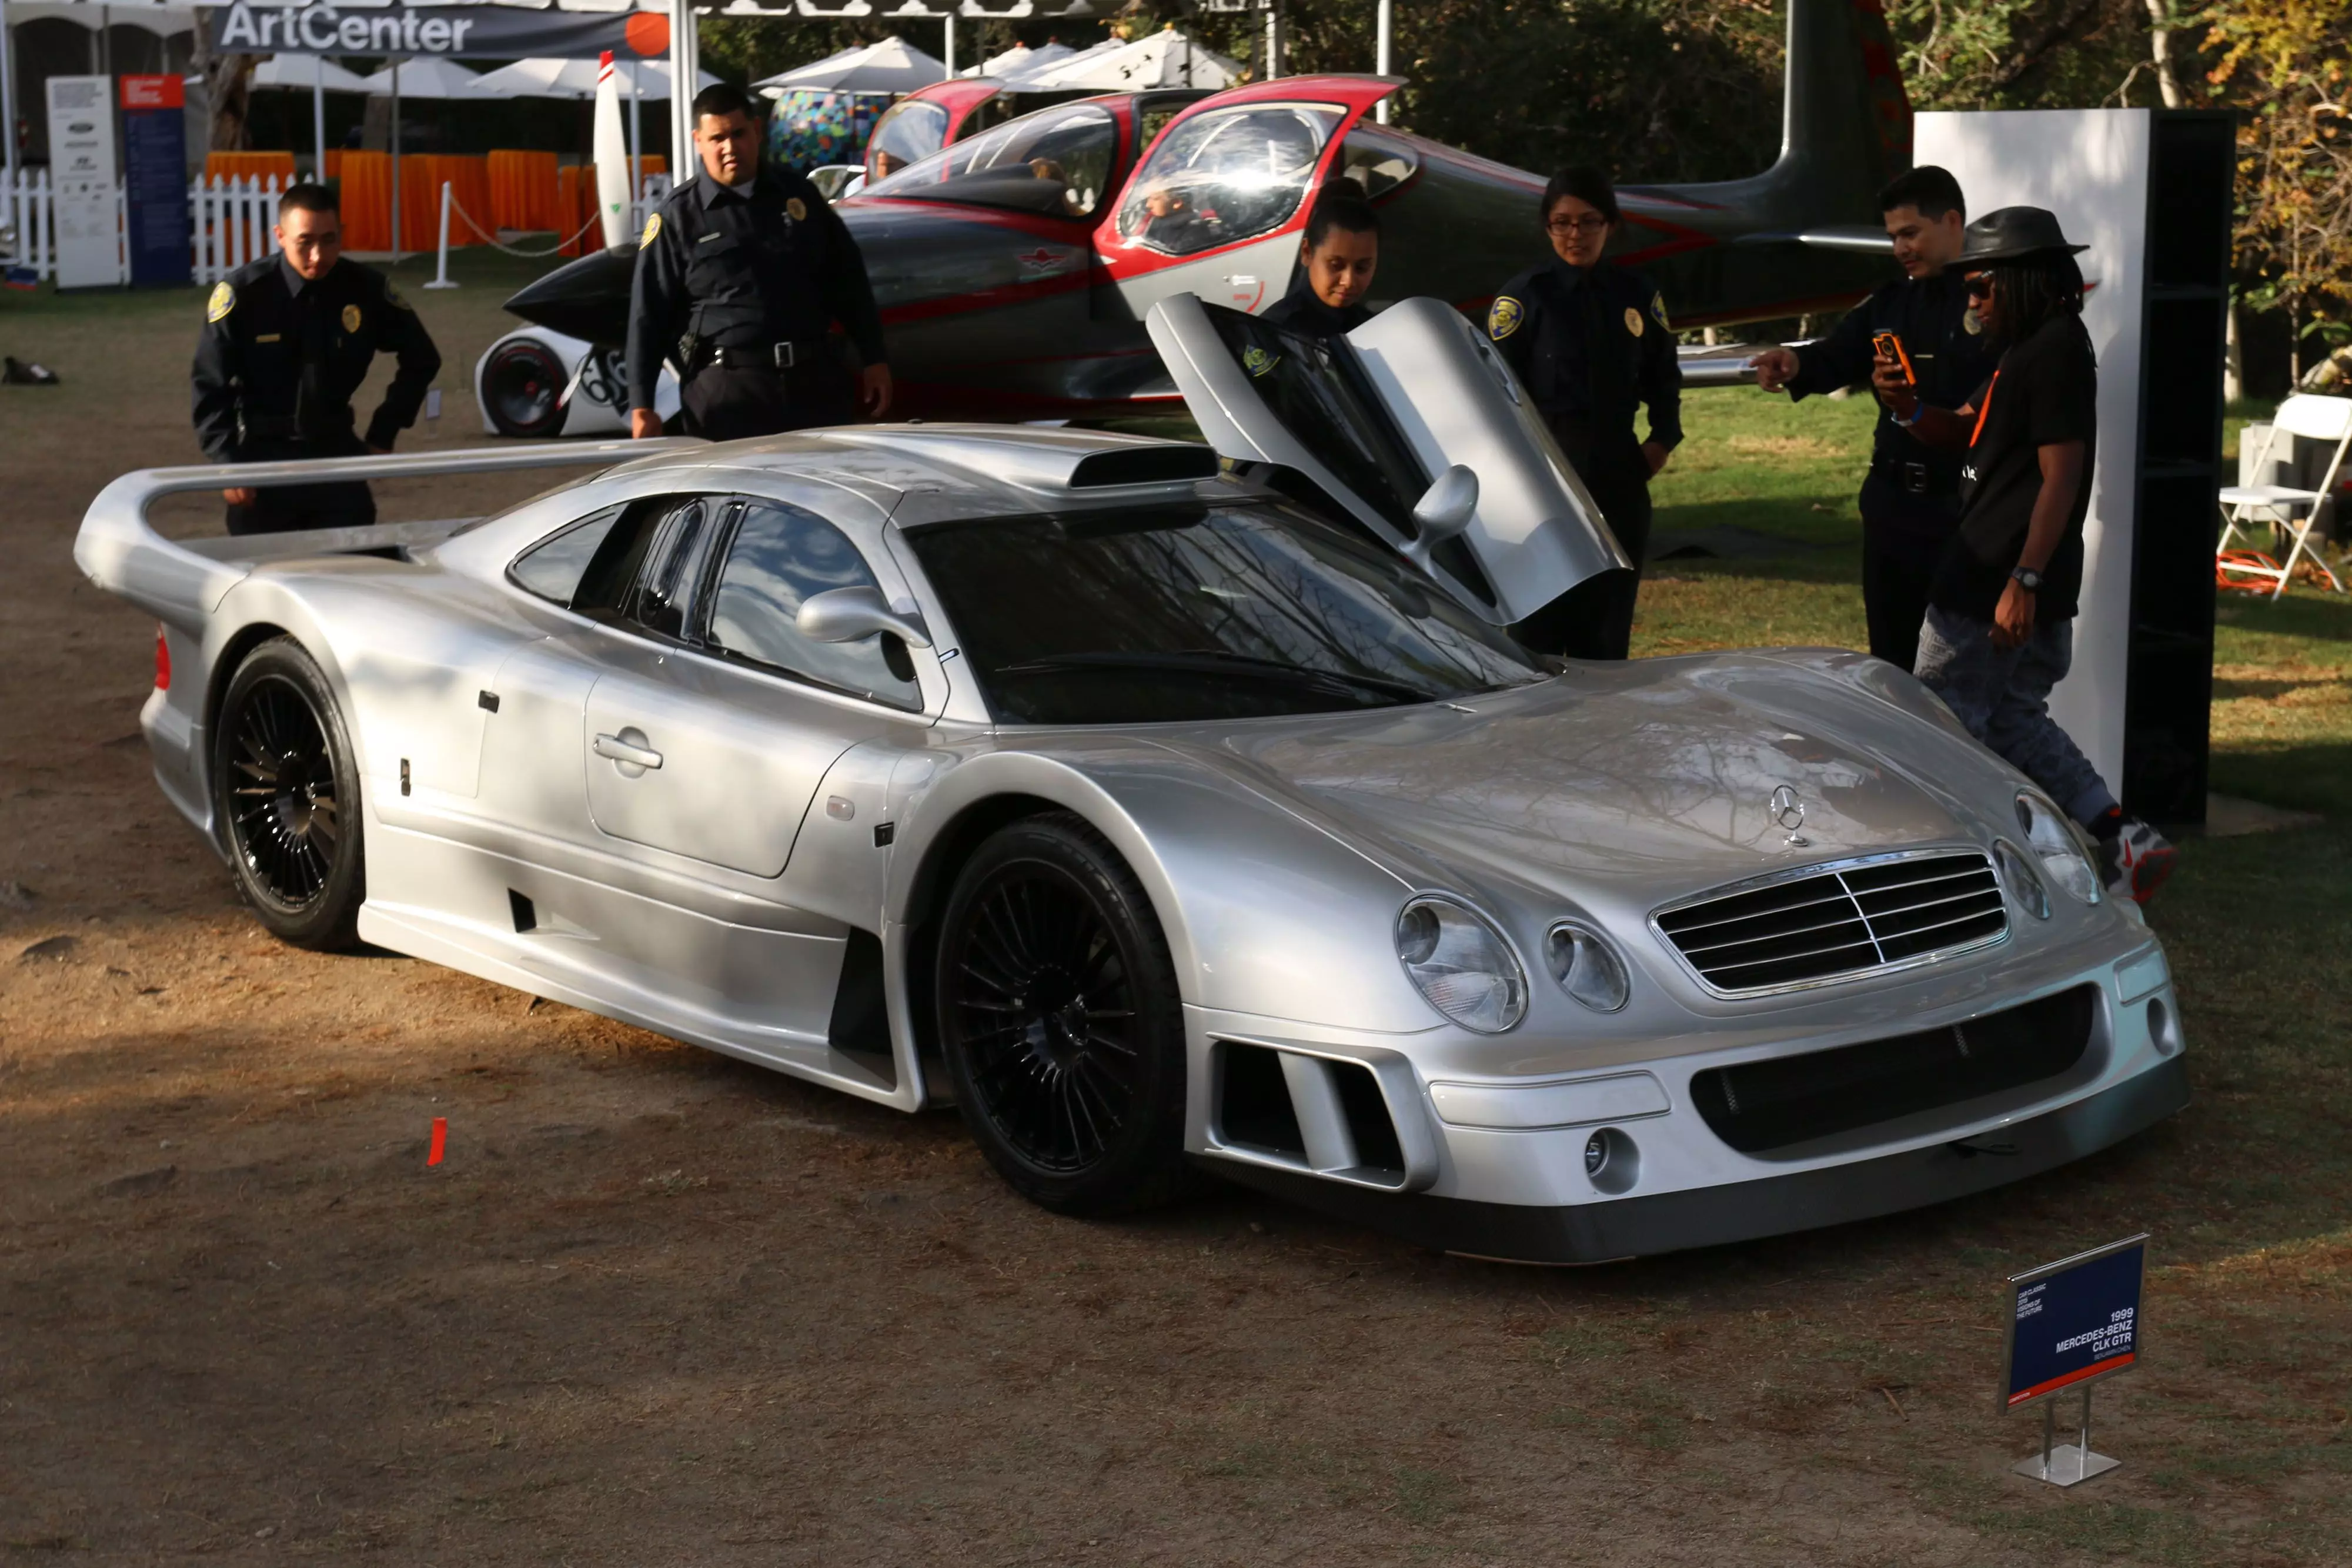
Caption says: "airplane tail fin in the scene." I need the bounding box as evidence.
[1695,0,1913,221]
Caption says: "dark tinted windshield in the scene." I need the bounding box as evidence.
[907,502,1546,725]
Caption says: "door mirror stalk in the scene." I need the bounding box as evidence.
[797,586,933,649]
[1406,466,1479,559]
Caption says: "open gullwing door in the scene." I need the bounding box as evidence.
[1147,291,1629,627]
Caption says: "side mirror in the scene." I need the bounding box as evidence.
[1411,466,1479,546]
[796,586,933,649]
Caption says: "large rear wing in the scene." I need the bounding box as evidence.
[73,440,700,626]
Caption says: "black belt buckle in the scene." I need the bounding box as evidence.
[770,342,796,370]
[1902,461,1929,495]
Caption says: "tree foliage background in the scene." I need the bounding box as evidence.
[694,0,2347,388]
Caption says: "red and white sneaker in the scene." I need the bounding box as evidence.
[2100,818,2177,905]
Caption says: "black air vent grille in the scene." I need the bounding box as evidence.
[1655,851,2007,994]
[1690,984,2097,1153]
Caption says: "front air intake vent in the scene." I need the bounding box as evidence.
[1067,444,1220,489]
[1690,985,2097,1154]
[1653,850,2007,996]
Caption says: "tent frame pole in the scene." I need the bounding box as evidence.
[389,56,400,260]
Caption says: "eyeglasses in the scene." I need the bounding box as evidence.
[1963,273,1996,299]
[1546,215,1611,237]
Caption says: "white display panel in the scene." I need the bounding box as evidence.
[46,73,121,290]
[1914,109,2151,795]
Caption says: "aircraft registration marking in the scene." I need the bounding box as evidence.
[1016,246,1081,277]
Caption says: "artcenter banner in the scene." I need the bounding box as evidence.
[208,4,672,62]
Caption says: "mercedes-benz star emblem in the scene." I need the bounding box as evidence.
[1769,784,1809,845]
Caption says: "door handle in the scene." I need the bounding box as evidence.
[593,732,663,771]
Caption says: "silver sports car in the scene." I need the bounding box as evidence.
[74,296,2186,1261]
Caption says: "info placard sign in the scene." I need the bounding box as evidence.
[2002,1233,2147,1411]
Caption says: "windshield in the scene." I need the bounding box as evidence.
[906,501,1547,725]
[1115,103,1342,256]
[863,102,1118,218]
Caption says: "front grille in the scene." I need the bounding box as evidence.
[1653,850,2007,994]
[1690,984,2097,1154]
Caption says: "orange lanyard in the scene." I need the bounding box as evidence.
[1969,369,2002,448]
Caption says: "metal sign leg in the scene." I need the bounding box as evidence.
[2013,1387,2122,1486]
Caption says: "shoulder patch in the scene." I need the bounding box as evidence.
[640,212,662,249]
[342,303,363,334]
[382,279,411,311]
[1242,345,1279,379]
[206,281,235,323]
[1651,290,1671,332]
[1488,296,1524,340]
[786,196,808,222]
[1623,305,1644,339]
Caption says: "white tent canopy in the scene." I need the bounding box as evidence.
[957,40,1073,81]
[752,34,944,96]
[249,54,370,92]
[1017,29,1238,92]
[359,56,483,99]
[468,54,715,101]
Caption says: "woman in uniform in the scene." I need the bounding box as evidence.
[1488,166,1682,659]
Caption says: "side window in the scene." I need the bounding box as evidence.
[863,104,1117,219]
[868,98,949,178]
[1115,104,1342,256]
[704,501,924,711]
[1335,127,1420,200]
[623,496,721,639]
[509,506,625,607]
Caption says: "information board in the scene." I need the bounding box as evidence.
[121,75,191,288]
[2002,1234,2147,1410]
[45,75,119,289]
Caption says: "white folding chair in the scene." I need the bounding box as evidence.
[2219,393,2351,598]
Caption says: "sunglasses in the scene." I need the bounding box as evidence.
[1964,273,1996,299]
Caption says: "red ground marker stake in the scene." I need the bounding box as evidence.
[427,1116,448,1167]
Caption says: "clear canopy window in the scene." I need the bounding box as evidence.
[866,98,950,178]
[1114,104,1343,257]
[862,103,1120,219]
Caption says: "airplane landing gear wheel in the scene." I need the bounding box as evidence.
[482,337,568,439]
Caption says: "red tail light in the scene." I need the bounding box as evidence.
[154,625,171,690]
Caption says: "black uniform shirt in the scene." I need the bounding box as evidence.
[1784,270,1998,531]
[191,254,441,460]
[1258,279,1370,339]
[1487,258,1682,453]
[1935,313,2097,623]
[627,164,887,412]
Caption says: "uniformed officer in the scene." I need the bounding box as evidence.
[191,183,442,536]
[1751,166,1996,674]
[628,82,891,442]
[1487,166,1681,661]
[1259,188,1378,338]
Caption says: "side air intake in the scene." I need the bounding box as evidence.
[1214,1042,1418,1191]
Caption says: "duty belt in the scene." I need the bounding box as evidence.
[1870,453,1949,496]
[702,340,815,371]
[239,413,348,442]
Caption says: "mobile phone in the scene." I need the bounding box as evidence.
[1873,330,1916,387]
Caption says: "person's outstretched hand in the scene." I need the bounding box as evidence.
[629,408,663,440]
[1749,346,1800,393]
[860,364,894,420]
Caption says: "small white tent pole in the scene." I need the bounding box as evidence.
[1375,0,1392,123]
[425,179,456,288]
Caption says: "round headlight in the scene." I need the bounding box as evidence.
[1395,896,1527,1034]
[2014,791,2100,905]
[1546,921,1631,1011]
[1992,840,2051,920]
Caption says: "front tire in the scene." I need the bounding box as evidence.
[213,638,366,951]
[936,813,1190,1216]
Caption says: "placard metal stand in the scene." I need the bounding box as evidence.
[2013,1383,2121,1487]
[2000,1233,2147,1489]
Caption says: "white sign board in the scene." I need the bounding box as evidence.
[1915,109,2151,794]
[46,75,121,289]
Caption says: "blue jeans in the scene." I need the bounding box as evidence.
[1913,606,2119,825]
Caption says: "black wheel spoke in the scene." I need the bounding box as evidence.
[225,673,342,914]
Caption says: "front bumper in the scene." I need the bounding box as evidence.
[1204,1054,2187,1263]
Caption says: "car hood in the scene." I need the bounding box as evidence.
[1138,651,2004,908]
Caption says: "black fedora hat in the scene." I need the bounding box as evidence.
[1947,205,2089,269]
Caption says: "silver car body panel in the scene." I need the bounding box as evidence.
[75,403,2183,1261]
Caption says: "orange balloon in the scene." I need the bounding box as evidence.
[625,12,670,56]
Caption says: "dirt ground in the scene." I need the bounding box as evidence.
[3,256,2347,1566]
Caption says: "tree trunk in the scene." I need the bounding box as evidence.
[2142,0,2181,108]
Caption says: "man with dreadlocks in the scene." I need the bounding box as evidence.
[1872,206,2177,905]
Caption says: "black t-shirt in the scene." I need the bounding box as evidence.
[1933,315,2097,622]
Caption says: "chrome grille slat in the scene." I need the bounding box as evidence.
[1653,850,2009,995]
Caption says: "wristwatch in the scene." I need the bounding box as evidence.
[2010,566,2045,591]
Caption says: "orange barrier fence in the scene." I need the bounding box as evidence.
[326,153,492,253]
[556,163,600,255]
[205,151,297,186]
[489,149,562,232]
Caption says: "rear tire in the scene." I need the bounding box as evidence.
[935,812,1190,1216]
[480,336,569,439]
[212,638,366,951]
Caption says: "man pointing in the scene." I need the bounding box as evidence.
[628,83,890,440]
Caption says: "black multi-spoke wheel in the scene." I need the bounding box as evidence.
[213,638,366,950]
[937,813,1190,1215]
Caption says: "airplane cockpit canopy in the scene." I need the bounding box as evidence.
[1115,103,1344,257]
[862,102,1118,219]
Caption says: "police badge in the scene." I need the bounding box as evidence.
[640,213,662,249]
[1624,306,1644,338]
[342,304,363,333]
[786,197,808,222]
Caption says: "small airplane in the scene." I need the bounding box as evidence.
[500,0,1908,424]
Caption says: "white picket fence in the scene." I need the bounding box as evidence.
[4,168,281,285]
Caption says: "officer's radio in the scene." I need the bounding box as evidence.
[1872,330,1917,388]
